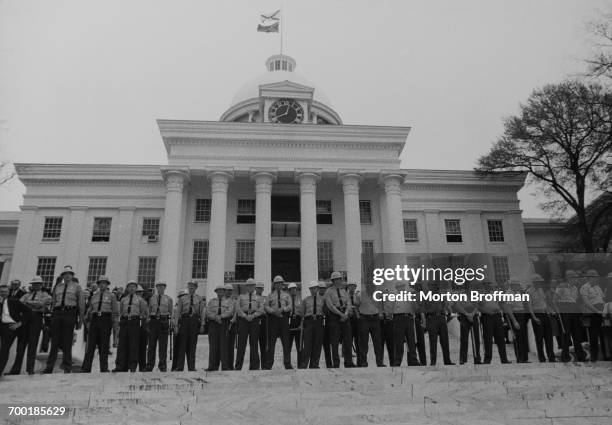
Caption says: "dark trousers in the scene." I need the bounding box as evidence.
[138,323,148,371]
[586,314,603,361]
[235,317,260,370]
[349,318,360,365]
[532,313,555,362]
[264,313,291,369]
[288,315,302,366]
[299,317,323,368]
[323,320,332,367]
[0,323,19,375]
[393,314,419,366]
[258,316,267,364]
[381,319,395,366]
[426,313,452,365]
[115,318,140,372]
[10,313,43,374]
[146,318,169,371]
[459,315,481,364]
[46,309,77,371]
[328,313,354,368]
[481,313,508,363]
[358,315,384,366]
[512,313,530,362]
[176,316,199,371]
[207,319,230,371]
[558,312,586,361]
[227,321,237,369]
[81,314,112,372]
[415,315,427,365]
[170,331,180,371]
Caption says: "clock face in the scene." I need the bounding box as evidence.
[268,99,304,124]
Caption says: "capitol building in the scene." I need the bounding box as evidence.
[0,54,550,299]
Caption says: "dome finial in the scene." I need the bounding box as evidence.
[265,54,296,72]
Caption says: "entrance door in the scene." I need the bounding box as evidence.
[271,248,301,282]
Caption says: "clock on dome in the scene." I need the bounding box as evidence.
[268,98,304,124]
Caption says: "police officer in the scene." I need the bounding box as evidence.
[392,281,419,366]
[43,265,85,374]
[346,282,361,365]
[506,278,530,362]
[525,274,555,362]
[8,279,26,300]
[235,279,265,370]
[357,280,385,367]
[454,283,481,365]
[171,289,188,371]
[225,283,238,370]
[263,275,293,369]
[174,280,205,371]
[134,285,149,371]
[7,276,51,375]
[478,281,514,364]
[553,270,587,362]
[287,282,302,366]
[297,281,325,368]
[324,271,356,368]
[423,282,454,366]
[146,281,173,372]
[113,280,148,372]
[413,282,428,366]
[81,276,118,373]
[206,284,234,371]
[255,281,268,364]
[380,284,396,366]
[580,269,605,362]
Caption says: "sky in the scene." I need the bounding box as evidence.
[0,0,607,217]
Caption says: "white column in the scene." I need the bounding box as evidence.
[339,172,363,286]
[0,256,11,285]
[159,168,189,298]
[63,206,87,277]
[251,170,275,293]
[206,170,233,301]
[9,207,36,281]
[424,209,442,252]
[296,170,320,298]
[381,173,405,253]
[109,207,135,286]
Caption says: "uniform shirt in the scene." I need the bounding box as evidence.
[506,288,526,313]
[149,294,174,317]
[175,292,206,318]
[554,283,578,303]
[580,283,604,307]
[324,286,353,314]
[264,290,292,314]
[20,289,52,313]
[394,287,417,314]
[119,293,149,318]
[288,293,301,317]
[381,288,396,318]
[453,292,477,315]
[51,281,85,311]
[526,287,547,312]
[298,293,325,317]
[206,296,235,321]
[478,290,502,314]
[235,292,265,318]
[357,288,382,315]
[87,289,119,315]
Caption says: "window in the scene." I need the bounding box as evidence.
[317,240,334,279]
[444,219,462,243]
[195,199,211,223]
[316,200,333,224]
[359,200,372,224]
[235,240,255,281]
[42,217,62,242]
[487,220,505,242]
[87,257,107,285]
[192,240,209,279]
[282,60,287,70]
[142,218,160,238]
[36,257,56,287]
[137,257,157,289]
[92,217,112,242]
[275,60,280,70]
[362,240,375,284]
[493,256,510,285]
[403,219,418,242]
[237,199,256,223]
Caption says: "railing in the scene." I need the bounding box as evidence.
[271,221,301,237]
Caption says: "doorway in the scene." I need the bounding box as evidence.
[271,248,301,282]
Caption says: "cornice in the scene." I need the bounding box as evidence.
[401,169,527,188]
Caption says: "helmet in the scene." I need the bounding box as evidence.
[187,280,198,287]
[136,285,144,292]
[178,288,189,297]
[255,282,265,289]
[330,271,342,281]
[531,274,544,283]
[287,282,297,289]
[224,284,234,291]
[585,269,600,278]
[30,276,44,285]
[317,281,327,289]
[565,270,577,279]
[155,281,167,287]
[347,281,357,287]
[308,280,319,289]
[245,278,256,285]
[273,275,285,283]
[214,285,225,292]
[125,280,138,289]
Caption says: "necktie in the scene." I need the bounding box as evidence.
[277,291,281,310]
[190,295,194,315]
[156,295,161,315]
[98,290,104,312]
[291,295,295,316]
[60,282,69,307]
[313,294,317,316]
[127,294,133,315]
[248,293,252,312]
[337,288,343,308]
[217,298,222,315]
[31,290,36,301]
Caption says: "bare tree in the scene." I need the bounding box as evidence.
[477,80,612,252]
[586,9,612,80]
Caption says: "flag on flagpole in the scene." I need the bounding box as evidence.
[257,9,280,33]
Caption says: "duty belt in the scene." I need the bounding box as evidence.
[93,311,112,317]
[394,313,413,318]
[120,315,140,320]
[303,315,324,321]
[152,315,170,320]
[360,313,379,318]
[53,306,77,311]
[181,313,199,319]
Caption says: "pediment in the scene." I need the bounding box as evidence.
[259,80,314,100]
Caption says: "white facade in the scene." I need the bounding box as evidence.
[3,54,534,299]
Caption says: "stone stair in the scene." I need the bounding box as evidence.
[1,362,611,425]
